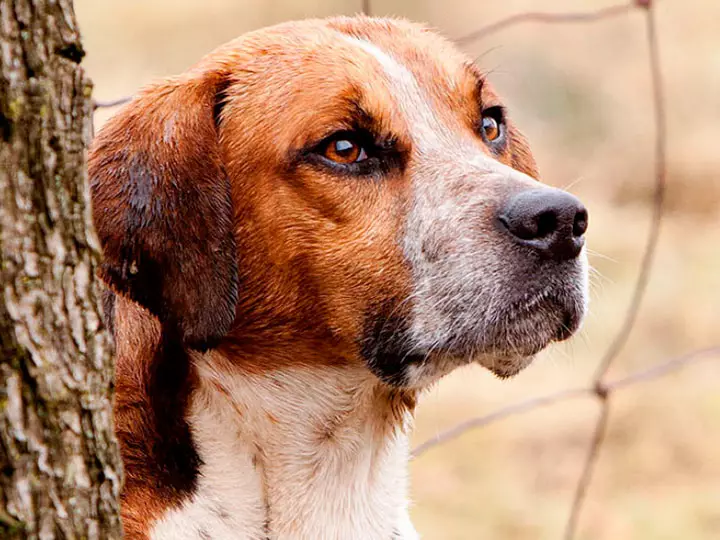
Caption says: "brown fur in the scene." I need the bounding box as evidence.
[90,16,545,538]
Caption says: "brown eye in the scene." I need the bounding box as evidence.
[322,138,368,164]
[482,115,500,142]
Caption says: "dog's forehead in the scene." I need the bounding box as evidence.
[338,33,461,152]
[324,16,469,83]
[216,17,491,154]
[245,20,470,88]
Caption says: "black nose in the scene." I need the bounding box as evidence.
[499,188,588,261]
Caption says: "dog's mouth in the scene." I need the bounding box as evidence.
[504,289,583,342]
[468,289,584,377]
[363,286,586,387]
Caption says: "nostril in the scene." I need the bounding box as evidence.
[500,189,588,259]
[536,211,557,239]
[573,208,588,237]
[498,213,537,240]
[498,214,510,232]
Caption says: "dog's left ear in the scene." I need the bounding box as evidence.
[89,71,238,350]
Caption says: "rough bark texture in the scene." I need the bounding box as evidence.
[0,0,122,538]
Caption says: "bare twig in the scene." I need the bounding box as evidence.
[93,96,132,109]
[412,347,720,459]
[606,346,720,392]
[411,387,589,459]
[563,404,611,540]
[456,3,634,45]
[592,0,666,381]
[564,4,666,537]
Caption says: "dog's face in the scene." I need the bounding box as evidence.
[90,17,588,389]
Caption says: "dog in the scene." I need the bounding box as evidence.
[89,15,589,540]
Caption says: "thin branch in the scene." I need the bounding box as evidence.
[607,346,720,391]
[412,387,589,458]
[565,3,666,537]
[456,3,634,46]
[93,96,131,110]
[563,404,611,540]
[593,0,667,381]
[411,346,720,459]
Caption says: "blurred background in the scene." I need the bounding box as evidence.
[75,1,720,538]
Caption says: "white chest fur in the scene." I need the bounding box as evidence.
[150,354,419,540]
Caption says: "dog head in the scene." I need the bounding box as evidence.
[90,16,588,389]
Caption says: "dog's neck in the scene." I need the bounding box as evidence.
[149,349,419,540]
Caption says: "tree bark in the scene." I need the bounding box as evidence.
[0,0,122,538]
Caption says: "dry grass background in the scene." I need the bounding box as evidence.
[75,1,720,538]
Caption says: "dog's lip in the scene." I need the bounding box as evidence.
[417,286,585,379]
[504,287,561,317]
[506,289,582,335]
[474,289,582,356]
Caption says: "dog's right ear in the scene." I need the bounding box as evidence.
[89,72,238,350]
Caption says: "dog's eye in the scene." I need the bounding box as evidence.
[321,136,368,164]
[479,107,506,146]
[306,129,400,176]
[482,116,500,141]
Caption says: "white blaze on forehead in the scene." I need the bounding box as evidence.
[341,35,450,153]
[341,35,507,175]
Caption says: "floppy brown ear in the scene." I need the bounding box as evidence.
[89,72,237,350]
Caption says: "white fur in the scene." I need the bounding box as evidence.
[150,352,417,540]
[343,36,450,155]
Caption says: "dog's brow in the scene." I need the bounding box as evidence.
[464,61,486,90]
[462,61,488,112]
[340,35,446,153]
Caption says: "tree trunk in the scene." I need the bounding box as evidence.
[0,0,122,538]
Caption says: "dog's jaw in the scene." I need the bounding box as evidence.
[149,351,418,540]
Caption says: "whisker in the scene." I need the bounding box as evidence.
[561,176,586,192]
[473,45,504,64]
[586,249,617,264]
